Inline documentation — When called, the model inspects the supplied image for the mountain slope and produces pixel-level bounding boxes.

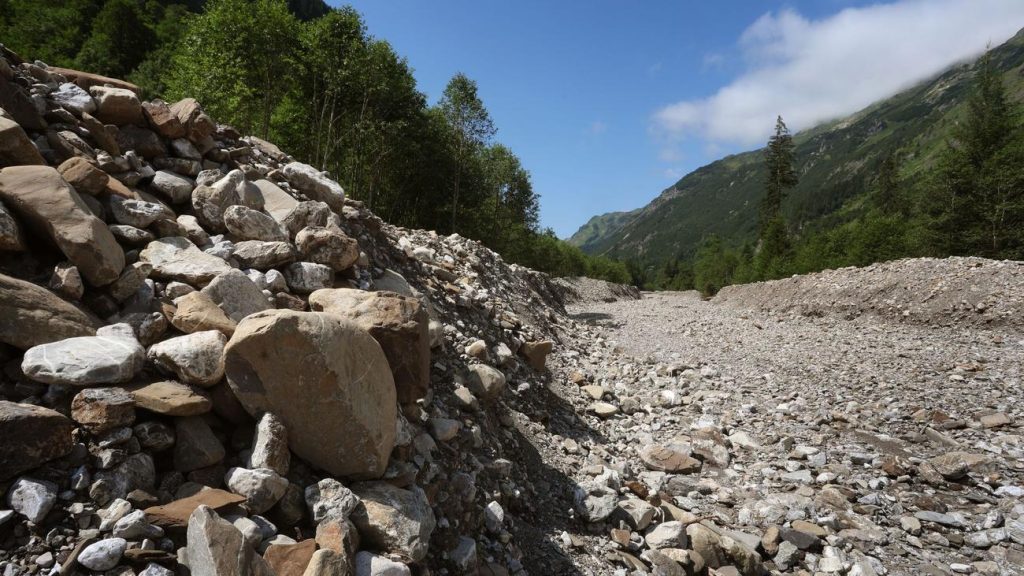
[566,208,639,252]
[576,28,1024,263]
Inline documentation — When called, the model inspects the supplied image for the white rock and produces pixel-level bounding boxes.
[147,330,226,387]
[21,323,145,386]
[6,478,57,524]
[78,538,126,571]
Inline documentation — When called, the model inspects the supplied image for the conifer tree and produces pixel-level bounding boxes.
[762,115,798,227]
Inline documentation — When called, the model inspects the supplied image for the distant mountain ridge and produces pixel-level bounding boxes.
[572,28,1024,264]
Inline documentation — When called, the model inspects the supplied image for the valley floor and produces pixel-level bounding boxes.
[529,283,1024,574]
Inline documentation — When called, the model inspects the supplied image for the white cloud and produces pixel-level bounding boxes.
[653,0,1024,148]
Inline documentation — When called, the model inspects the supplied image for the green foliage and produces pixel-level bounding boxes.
[74,0,156,78]
[165,0,300,138]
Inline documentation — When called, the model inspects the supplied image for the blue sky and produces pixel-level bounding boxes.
[337,0,1024,238]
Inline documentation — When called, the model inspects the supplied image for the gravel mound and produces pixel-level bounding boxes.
[553,276,641,304]
[713,256,1024,329]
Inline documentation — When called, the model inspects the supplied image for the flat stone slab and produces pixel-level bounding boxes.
[143,489,245,529]
[128,380,212,416]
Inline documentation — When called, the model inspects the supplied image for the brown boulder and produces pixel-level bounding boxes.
[224,310,396,479]
[141,99,186,140]
[0,401,75,480]
[264,540,317,576]
[57,157,109,195]
[89,86,144,126]
[309,288,429,405]
[0,114,45,167]
[0,166,124,285]
[0,272,100,349]
[519,340,554,370]
[171,291,237,337]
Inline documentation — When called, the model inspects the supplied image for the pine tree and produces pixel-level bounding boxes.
[762,115,798,227]
[872,152,903,216]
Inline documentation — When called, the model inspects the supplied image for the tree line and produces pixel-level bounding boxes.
[0,0,630,284]
[636,50,1024,295]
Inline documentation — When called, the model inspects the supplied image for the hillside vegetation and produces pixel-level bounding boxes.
[573,29,1024,292]
[0,0,630,284]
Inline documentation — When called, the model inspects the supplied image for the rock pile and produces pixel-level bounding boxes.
[0,49,564,576]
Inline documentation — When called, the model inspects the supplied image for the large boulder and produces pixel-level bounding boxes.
[89,86,143,126]
[0,114,45,167]
[0,273,100,349]
[140,237,232,286]
[21,323,145,386]
[281,162,345,212]
[0,166,124,285]
[224,310,396,479]
[309,289,430,405]
[349,482,435,563]
[295,226,359,271]
[0,402,75,480]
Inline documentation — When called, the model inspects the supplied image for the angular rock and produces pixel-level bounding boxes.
[224,205,287,242]
[224,310,397,479]
[264,539,317,576]
[640,442,702,474]
[519,340,553,370]
[463,364,506,404]
[57,157,109,195]
[646,521,688,550]
[142,99,186,139]
[232,240,297,270]
[129,380,212,416]
[186,505,268,576]
[71,387,136,433]
[22,323,145,386]
[201,269,272,323]
[282,162,345,212]
[296,226,359,270]
[150,170,194,204]
[140,236,232,286]
[170,98,215,143]
[301,549,349,576]
[283,262,333,294]
[256,180,298,223]
[0,402,74,480]
[305,478,360,522]
[109,195,169,229]
[249,412,289,476]
[0,165,124,285]
[929,451,990,480]
[173,416,225,472]
[0,273,99,349]
[281,201,337,239]
[350,482,435,562]
[171,291,237,337]
[7,477,57,524]
[225,467,288,514]
[147,330,226,387]
[309,289,430,405]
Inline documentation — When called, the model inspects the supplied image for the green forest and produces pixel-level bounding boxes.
[0,0,631,284]
[638,51,1024,295]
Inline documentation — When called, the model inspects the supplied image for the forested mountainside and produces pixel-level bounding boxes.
[573,28,1024,286]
